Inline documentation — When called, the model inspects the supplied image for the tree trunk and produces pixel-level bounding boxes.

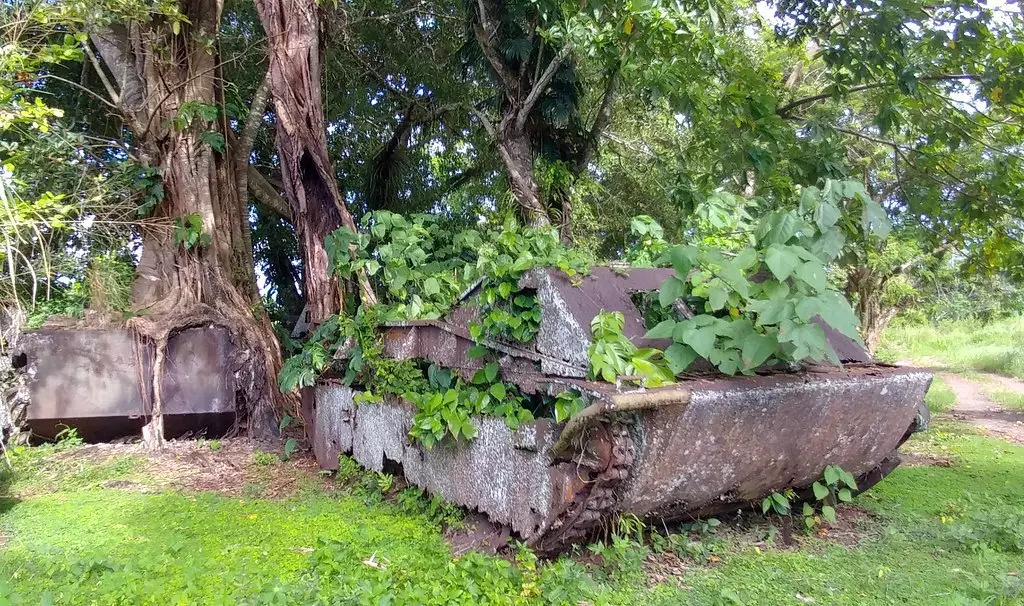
[497,131,550,229]
[255,0,375,325]
[846,265,899,354]
[89,0,292,447]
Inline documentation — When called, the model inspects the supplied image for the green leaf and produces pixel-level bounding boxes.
[199,131,225,153]
[283,437,298,459]
[838,488,853,503]
[669,246,697,276]
[861,197,892,239]
[765,245,801,281]
[741,334,776,369]
[821,505,837,524]
[484,362,499,383]
[664,343,698,374]
[278,414,293,432]
[708,283,729,311]
[824,465,840,486]
[466,344,489,360]
[423,277,440,296]
[644,319,676,339]
[802,502,814,517]
[794,260,828,292]
[795,297,821,323]
[659,276,687,308]
[812,481,829,501]
[489,383,506,400]
[679,324,718,358]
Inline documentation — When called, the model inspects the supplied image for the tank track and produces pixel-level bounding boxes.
[531,420,636,552]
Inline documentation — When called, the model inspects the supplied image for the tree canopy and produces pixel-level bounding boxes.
[2,0,1023,426]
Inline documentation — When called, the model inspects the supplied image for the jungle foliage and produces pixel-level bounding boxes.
[1,0,1022,430]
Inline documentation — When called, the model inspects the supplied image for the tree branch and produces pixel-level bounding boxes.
[516,41,574,132]
[469,106,497,139]
[239,69,272,157]
[247,165,293,221]
[473,0,518,93]
[777,74,982,117]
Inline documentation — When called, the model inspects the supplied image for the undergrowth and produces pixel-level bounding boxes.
[0,422,1022,604]
[878,317,1024,378]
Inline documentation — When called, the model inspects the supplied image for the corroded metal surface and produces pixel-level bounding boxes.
[311,266,929,551]
[313,367,931,551]
[315,384,564,538]
[616,367,932,519]
[14,327,236,440]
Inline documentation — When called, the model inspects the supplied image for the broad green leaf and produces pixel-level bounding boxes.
[423,277,440,296]
[795,297,821,322]
[679,324,717,358]
[708,283,729,311]
[484,362,499,383]
[741,334,776,369]
[489,383,506,400]
[664,343,698,373]
[659,275,687,308]
[861,196,892,239]
[644,319,676,339]
[765,244,801,281]
[812,481,829,500]
[821,505,837,523]
[824,465,840,485]
[795,260,828,292]
[838,488,853,503]
[670,245,697,276]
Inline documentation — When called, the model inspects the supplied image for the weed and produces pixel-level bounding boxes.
[252,451,277,466]
[206,439,222,452]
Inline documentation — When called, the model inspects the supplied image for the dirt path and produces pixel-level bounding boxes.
[939,372,1024,445]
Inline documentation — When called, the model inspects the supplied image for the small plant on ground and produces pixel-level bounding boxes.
[252,451,277,467]
[802,464,858,529]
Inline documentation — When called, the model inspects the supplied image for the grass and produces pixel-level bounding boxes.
[925,376,958,414]
[1,425,1023,605]
[987,391,1024,411]
[877,316,1024,378]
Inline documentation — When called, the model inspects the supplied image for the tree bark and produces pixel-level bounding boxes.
[255,0,376,325]
[846,265,899,354]
[88,0,292,446]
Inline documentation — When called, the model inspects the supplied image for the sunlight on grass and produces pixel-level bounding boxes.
[877,317,1024,378]
[924,376,957,413]
[1,425,1022,605]
[987,391,1024,411]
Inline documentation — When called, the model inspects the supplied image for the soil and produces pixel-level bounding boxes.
[29,437,329,499]
[939,372,1024,446]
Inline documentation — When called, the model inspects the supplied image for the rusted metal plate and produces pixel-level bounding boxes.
[317,384,568,539]
[14,327,236,440]
[616,367,932,519]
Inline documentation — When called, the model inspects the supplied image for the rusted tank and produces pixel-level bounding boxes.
[310,267,931,551]
[12,327,237,441]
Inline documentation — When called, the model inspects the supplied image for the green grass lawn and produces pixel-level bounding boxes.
[924,376,958,413]
[877,317,1024,378]
[1,425,1022,605]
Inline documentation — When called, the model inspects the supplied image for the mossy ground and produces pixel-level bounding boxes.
[1,418,1022,605]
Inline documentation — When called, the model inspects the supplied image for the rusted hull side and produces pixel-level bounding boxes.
[618,368,932,519]
[313,367,930,551]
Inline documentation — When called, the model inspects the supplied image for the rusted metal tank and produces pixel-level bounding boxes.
[310,267,931,551]
[12,327,237,441]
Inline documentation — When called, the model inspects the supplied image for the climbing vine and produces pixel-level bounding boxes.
[281,179,889,444]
